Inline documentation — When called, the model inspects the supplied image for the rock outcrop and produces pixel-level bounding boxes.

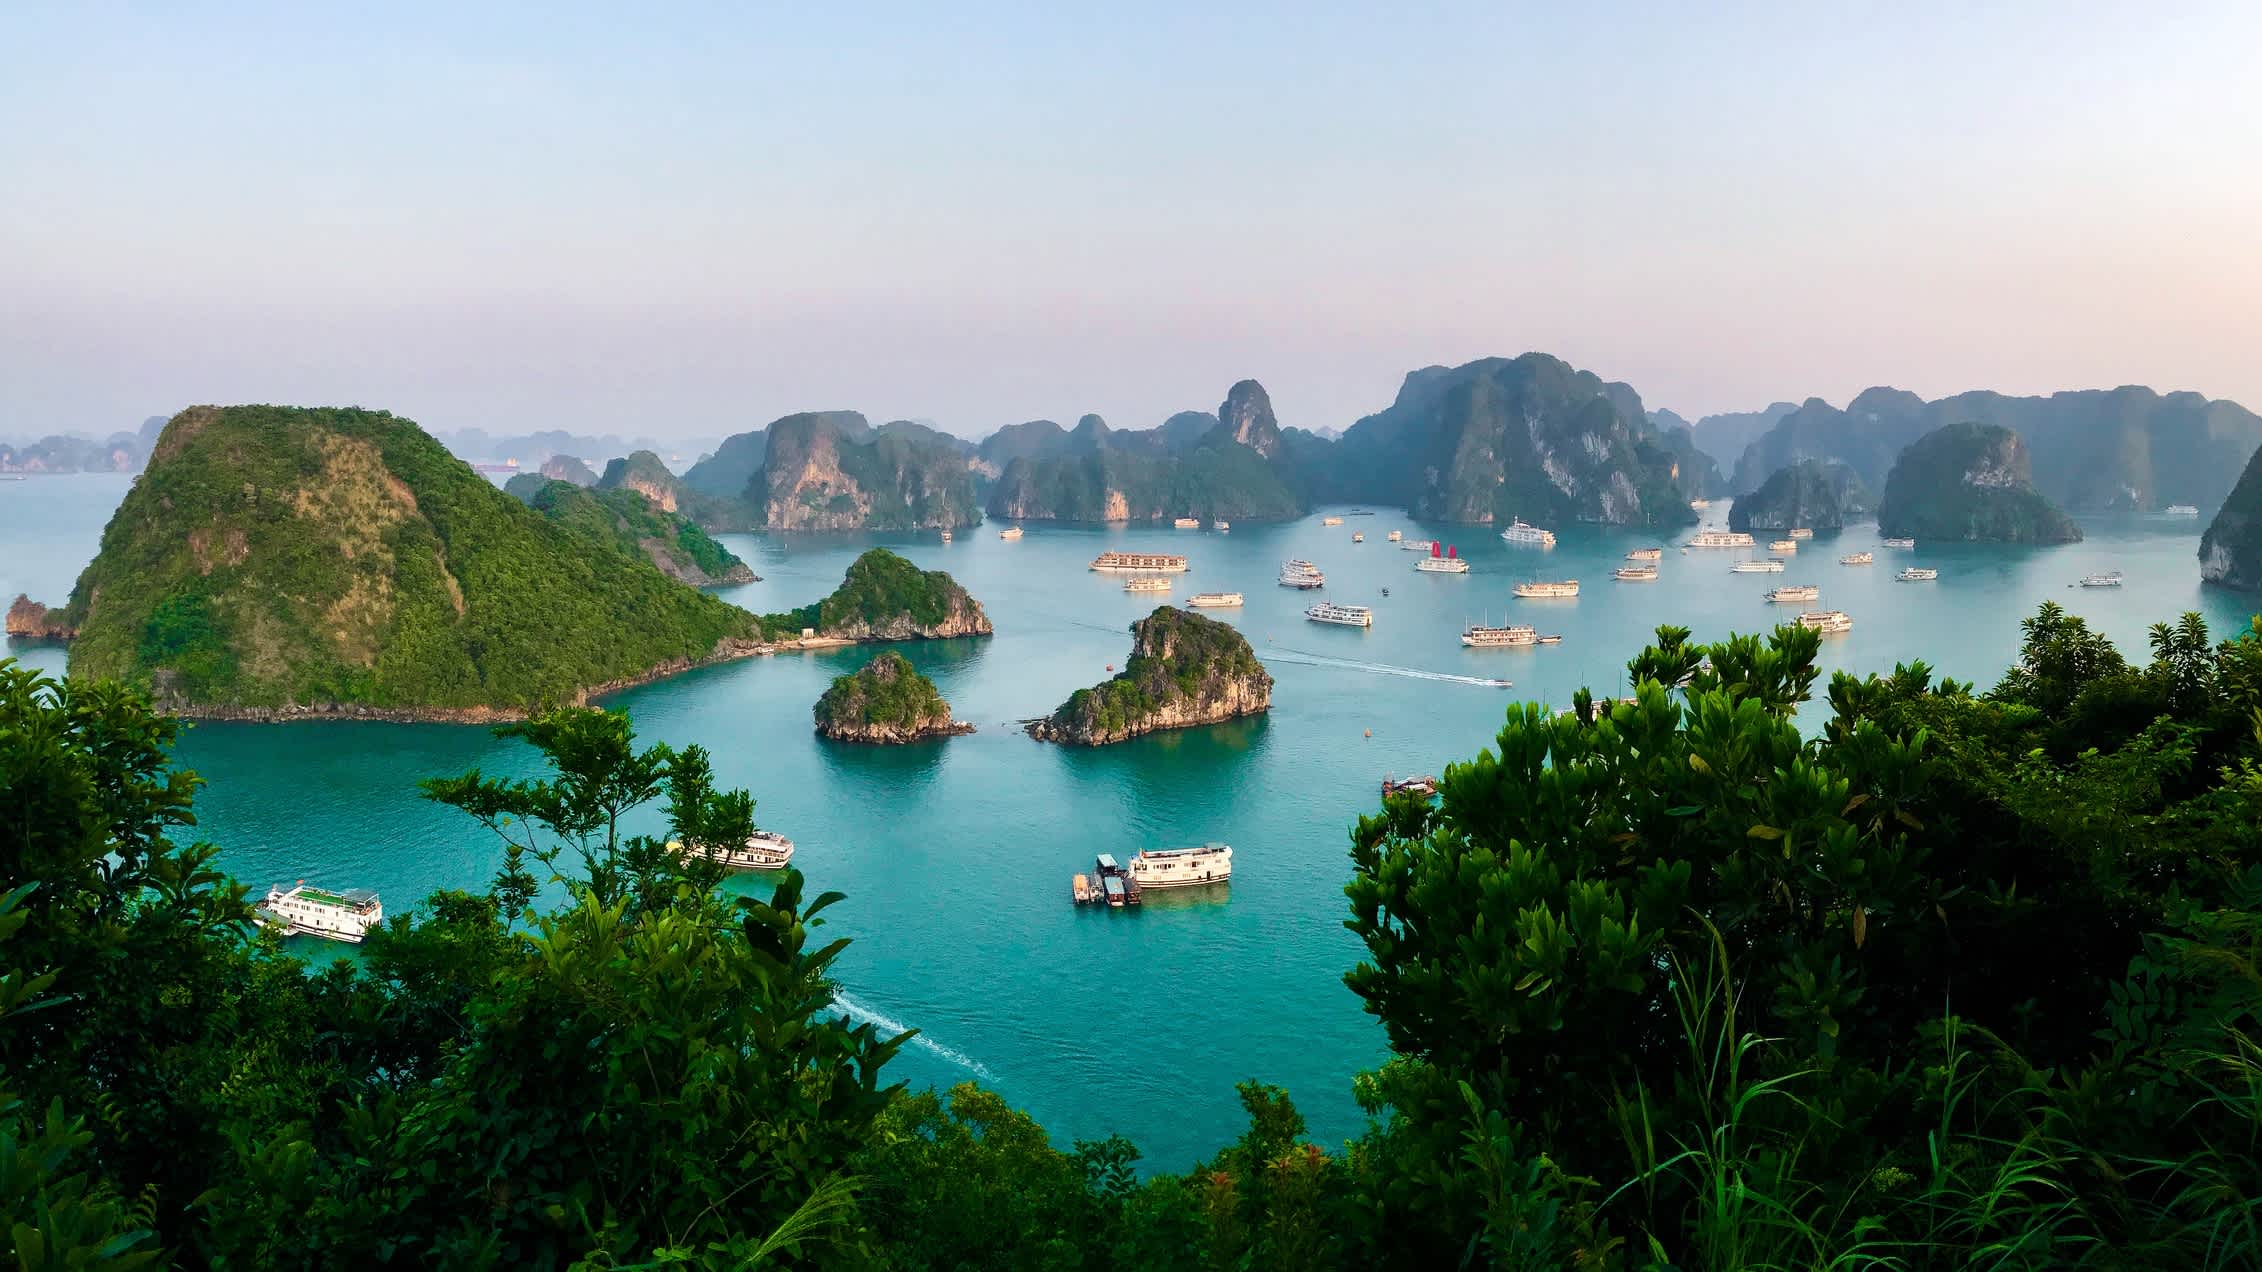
[812,651,973,743]
[752,414,980,531]
[982,381,1304,523]
[596,450,681,512]
[1028,607,1271,745]
[539,454,598,485]
[1214,380,1281,458]
[2200,441,2262,591]
[1876,423,2082,544]
[6,594,75,641]
[1728,460,1872,533]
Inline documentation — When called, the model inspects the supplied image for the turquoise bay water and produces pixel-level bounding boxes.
[6,474,2259,1168]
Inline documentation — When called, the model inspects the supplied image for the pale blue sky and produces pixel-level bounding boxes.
[5,2,2259,439]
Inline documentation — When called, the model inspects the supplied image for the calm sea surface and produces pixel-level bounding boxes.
[6,473,2258,1168]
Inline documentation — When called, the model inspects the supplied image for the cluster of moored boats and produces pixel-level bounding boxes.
[1072,843,1234,908]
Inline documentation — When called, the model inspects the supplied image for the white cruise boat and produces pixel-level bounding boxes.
[1689,530,1756,548]
[1797,610,1854,634]
[1897,567,1938,582]
[1840,552,1873,566]
[939,530,952,542]
[1278,559,1326,589]
[1881,537,1916,549]
[258,883,383,943]
[1415,543,1468,573]
[1173,517,1200,529]
[675,830,797,871]
[1124,575,1172,593]
[1788,528,1814,540]
[998,526,1023,540]
[1625,546,1664,561]
[1730,559,1787,574]
[1306,600,1373,627]
[2164,504,2199,517]
[1215,520,1230,532]
[1614,565,1659,581]
[1765,584,1821,602]
[1091,551,1189,574]
[1401,538,1437,551]
[1499,518,1557,548]
[1387,530,1403,541]
[1352,531,1365,543]
[1513,579,1579,598]
[1462,622,1538,648]
[1129,842,1232,888]
[1186,591,1244,608]
[1321,515,1344,526]
[1690,499,1712,510]
[1768,539,1798,553]
[2079,571,2124,588]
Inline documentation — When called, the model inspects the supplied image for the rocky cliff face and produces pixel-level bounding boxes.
[1732,386,2262,513]
[785,548,992,641]
[1876,423,2082,544]
[1215,380,1281,458]
[539,454,597,486]
[6,594,75,640]
[2200,442,2262,591]
[1728,460,1872,533]
[812,650,973,743]
[1325,355,1699,527]
[1028,607,1271,745]
[597,451,681,512]
[755,415,980,531]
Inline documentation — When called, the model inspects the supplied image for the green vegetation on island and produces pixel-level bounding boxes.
[758,547,993,642]
[1877,420,2083,543]
[813,650,971,742]
[9,594,2261,1266]
[1727,457,1872,532]
[2202,440,2262,590]
[984,383,1306,523]
[52,405,760,716]
[1029,606,1271,744]
[528,481,756,586]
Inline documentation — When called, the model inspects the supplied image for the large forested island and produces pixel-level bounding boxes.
[45,405,764,718]
[1728,458,1871,532]
[812,650,972,743]
[1028,606,1270,744]
[1876,421,2083,543]
[2202,440,2262,590]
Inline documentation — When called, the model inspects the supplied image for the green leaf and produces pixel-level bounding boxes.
[1747,824,1784,840]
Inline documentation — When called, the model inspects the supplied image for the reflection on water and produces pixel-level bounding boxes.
[1132,883,1234,913]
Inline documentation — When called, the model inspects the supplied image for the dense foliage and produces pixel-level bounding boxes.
[813,651,957,735]
[1727,457,1871,532]
[758,549,988,642]
[57,406,757,711]
[1877,421,2082,543]
[7,590,2262,1268]
[1038,606,1270,742]
[530,479,753,585]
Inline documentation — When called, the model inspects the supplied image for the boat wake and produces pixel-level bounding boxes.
[831,989,997,1080]
[1264,647,1513,688]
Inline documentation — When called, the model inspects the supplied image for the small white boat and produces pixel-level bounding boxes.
[1322,515,1344,526]
[1625,547,1664,561]
[1306,600,1373,627]
[1500,518,1557,548]
[1730,559,1787,574]
[1788,528,1814,540]
[1278,559,1326,589]
[1124,575,1172,593]
[1402,538,1437,552]
[1129,842,1232,888]
[1187,591,1245,608]
[1215,520,1230,532]
[1387,530,1403,542]
[1797,610,1854,634]
[1173,517,1200,529]
[2163,505,2199,517]
[999,526,1023,540]
[258,883,383,943]
[940,530,953,542]
[674,830,796,871]
[1839,552,1873,566]
[1352,531,1365,543]
[1463,622,1537,648]
[1690,499,1712,510]
[1768,539,1798,553]
[1881,537,1916,549]
[1688,530,1756,548]
[1897,567,1938,582]
[1513,579,1580,598]
[1614,565,1659,581]
[1765,584,1821,602]
[2079,571,2124,588]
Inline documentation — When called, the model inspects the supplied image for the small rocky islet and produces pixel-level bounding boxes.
[1028,606,1272,746]
[812,651,972,744]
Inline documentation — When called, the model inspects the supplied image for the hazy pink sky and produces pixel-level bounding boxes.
[6,2,2260,439]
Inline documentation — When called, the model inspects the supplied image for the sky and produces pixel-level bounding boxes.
[5,2,2261,441]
